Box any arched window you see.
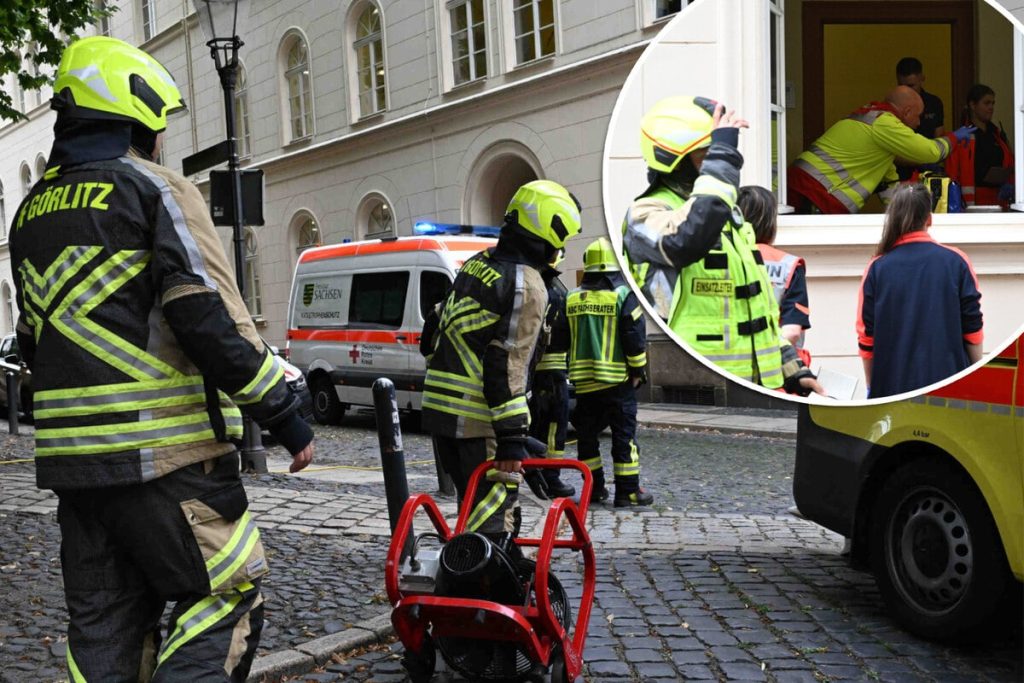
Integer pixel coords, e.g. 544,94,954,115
0,283,12,335
34,154,46,182
13,56,25,113
20,164,32,199
354,3,387,117
293,212,321,255
243,228,263,317
282,34,314,141
357,193,395,239
235,65,252,158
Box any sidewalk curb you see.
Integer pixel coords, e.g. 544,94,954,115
249,613,395,682
637,417,796,440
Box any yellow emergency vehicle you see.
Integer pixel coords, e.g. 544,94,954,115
793,332,1023,642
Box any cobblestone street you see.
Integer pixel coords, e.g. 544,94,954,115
0,414,1020,682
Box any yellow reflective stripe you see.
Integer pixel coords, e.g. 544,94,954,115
492,396,528,422
630,306,643,321
36,376,205,401
627,353,647,368
207,515,261,591
424,376,484,398
38,411,212,439
21,246,102,310
233,352,284,405
67,646,86,682
466,482,507,532
581,456,603,471
34,393,206,420
422,393,491,421
36,426,225,457
692,175,738,206
157,583,253,667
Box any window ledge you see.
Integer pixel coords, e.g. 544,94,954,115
251,316,268,328
282,135,313,150
353,110,387,126
512,53,557,73
443,76,487,97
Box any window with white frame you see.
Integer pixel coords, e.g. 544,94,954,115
97,0,111,36
243,227,263,317
449,0,487,86
354,3,387,117
512,0,555,65
642,0,692,25
34,155,46,182
294,212,321,255
141,0,157,41
284,35,314,141
20,164,32,198
769,0,786,200
235,65,252,158
359,193,395,239
0,181,6,240
26,47,39,109
13,56,25,113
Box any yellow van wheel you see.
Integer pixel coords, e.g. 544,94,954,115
868,459,1016,643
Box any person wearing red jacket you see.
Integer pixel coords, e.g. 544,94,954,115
945,83,1014,208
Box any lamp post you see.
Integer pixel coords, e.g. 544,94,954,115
193,0,267,473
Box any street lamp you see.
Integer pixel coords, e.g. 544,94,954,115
192,0,267,473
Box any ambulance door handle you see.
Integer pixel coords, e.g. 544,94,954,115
395,335,407,341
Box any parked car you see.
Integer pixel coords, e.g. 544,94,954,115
0,334,32,422
793,332,1023,642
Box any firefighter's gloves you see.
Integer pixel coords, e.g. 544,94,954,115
710,127,740,150
630,369,648,388
495,436,550,499
953,125,977,144
783,368,825,398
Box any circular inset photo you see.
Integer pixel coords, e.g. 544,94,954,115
602,0,1024,403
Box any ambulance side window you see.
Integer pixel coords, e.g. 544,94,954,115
419,271,452,319
349,271,410,328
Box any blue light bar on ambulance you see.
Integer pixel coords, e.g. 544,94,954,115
413,222,501,238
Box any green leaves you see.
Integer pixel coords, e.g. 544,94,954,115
0,0,117,122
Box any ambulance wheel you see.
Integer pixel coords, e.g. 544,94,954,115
868,459,1018,643
549,649,569,683
311,376,345,425
401,635,436,683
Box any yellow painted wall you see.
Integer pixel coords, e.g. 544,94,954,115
823,24,953,131
976,0,1015,141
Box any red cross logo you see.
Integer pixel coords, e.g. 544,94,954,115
349,346,360,363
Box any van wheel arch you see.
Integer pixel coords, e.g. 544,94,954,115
309,371,345,425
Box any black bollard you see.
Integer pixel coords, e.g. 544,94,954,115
5,370,18,436
431,435,456,496
373,378,412,557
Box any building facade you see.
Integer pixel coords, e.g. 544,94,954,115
2,0,1023,404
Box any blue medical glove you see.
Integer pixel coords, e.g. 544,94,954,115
953,125,977,144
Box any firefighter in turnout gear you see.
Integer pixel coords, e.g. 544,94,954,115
9,37,315,682
622,96,824,396
421,180,582,539
568,237,653,507
526,249,575,499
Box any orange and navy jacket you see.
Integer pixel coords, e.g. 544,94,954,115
944,123,1013,206
856,232,983,398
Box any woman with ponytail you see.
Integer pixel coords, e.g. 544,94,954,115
856,184,984,398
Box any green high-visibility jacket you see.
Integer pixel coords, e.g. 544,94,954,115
567,278,647,395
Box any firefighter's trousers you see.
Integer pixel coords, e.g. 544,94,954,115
58,451,266,682
434,436,520,537
573,381,641,493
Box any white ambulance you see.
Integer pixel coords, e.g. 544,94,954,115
285,226,497,424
